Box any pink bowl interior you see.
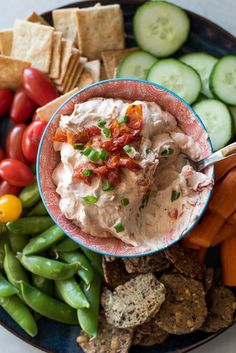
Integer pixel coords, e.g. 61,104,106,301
38,79,213,257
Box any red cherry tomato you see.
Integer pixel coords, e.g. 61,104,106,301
0,180,21,197
0,88,14,116
10,88,37,124
22,68,59,107
6,124,27,163
22,121,47,163
0,147,6,162
0,159,35,186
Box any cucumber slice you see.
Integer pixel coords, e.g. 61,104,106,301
210,56,236,105
116,50,157,79
147,59,201,105
134,1,190,57
180,53,218,98
193,99,233,151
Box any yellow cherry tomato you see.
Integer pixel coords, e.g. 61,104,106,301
0,194,22,222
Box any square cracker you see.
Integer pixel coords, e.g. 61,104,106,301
0,55,31,90
52,8,78,47
85,60,101,82
49,31,63,79
0,29,13,56
102,48,137,79
64,56,87,93
56,48,80,93
76,4,125,60
53,38,73,85
11,20,53,73
76,69,93,91
26,12,50,26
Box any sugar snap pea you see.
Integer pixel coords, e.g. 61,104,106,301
4,245,29,289
77,271,101,337
80,246,103,276
23,225,65,255
51,237,80,252
0,295,38,337
55,277,90,309
8,232,29,254
58,251,94,285
18,254,78,280
0,233,9,269
20,281,78,324
19,182,40,208
32,274,53,296
27,201,48,217
0,222,7,234
6,217,54,235
0,272,18,297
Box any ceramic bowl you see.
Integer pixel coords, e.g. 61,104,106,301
37,78,213,257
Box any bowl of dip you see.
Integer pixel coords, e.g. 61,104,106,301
37,79,213,257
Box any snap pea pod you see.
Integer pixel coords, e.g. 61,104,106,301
6,217,54,235
23,225,65,255
17,254,78,280
4,245,29,289
0,272,18,297
0,233,9,269
55,277,90,309
0,295,38,337
51,237,80,252
32,274,53,296
58,251,94,285
8,232,29,254
19,182,40,208
20,281,78,324
27,201,48,217
80,246,103,277
77,271,101,337
0,222,7,234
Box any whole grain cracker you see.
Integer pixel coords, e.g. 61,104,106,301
76,4,125,60
0,55,31,90
122,252,171,274
101,48,137,79
0,29,13,56
49,32,63,79
103,258,136,289
26,12,50,26
56,47,80,92
52,8,78,47
11,20,53,73
53,38,73,85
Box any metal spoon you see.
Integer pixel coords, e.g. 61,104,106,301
194,142,236,172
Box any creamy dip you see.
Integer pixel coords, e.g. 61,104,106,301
52,98,212,248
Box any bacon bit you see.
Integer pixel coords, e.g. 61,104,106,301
87,125,101,137
52,129,67,142
101,131,141,152
53,125,101,145
168,209,179,219
119,157,141,171
72,162,96,183
125,104,142,130
107,169,121,185
106,154,120,169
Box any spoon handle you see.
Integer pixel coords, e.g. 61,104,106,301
197,142,236,171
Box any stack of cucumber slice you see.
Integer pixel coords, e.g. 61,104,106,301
116,1,236,151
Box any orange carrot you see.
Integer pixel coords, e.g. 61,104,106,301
209,167,236,219
199,247,207,264
211,223,236,247
181,237,200,250
215,155,236,183
221,233,236,286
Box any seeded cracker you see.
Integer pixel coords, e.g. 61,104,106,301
204,267,214,293
101,48,137,79
0,29,13,56
11,20,53,73
122,251,171,274
53,39,73,85
132,317,169,346
52,8,78,47
26,12,50,26
0,55,31,90
76,4,125,60
102,258,136,289
49,32,63,80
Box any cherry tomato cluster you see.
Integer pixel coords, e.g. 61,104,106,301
0,68,59,221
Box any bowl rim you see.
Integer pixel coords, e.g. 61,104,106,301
36,78,214,258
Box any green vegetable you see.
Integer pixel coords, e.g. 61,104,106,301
27,201,48,217
161,148,174,156
121,198,129,206
82,169,92,176
3,245,29,289
20,281,78,324
114,223,125,233
18,254,78,281
88,150,100,163
8,232,29,254
0,295,38,337
23,225,65,255
123,144,132,153
0,272,18,297
73,143,84,150
0,222,7,235
103,127,111,138
32,274,53,296
0,233,9,270
19,182,40,208
55,277,90,309
83,195,97,204
58,251,94,285
118,115,129,124
80,246,103,277
99,149,109,160
102,182,113,191
51,237,80,253
6,217,54,235
171,190,181,202
81,146,93,156
97,119,106,128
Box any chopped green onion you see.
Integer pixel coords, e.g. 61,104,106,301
81,146,93,156
123,145,132,153
73,143,84,150
102,182,113,191
114,223,125,233
99,149,109,160
171,190,181,202
88,150,100,163
103,127,111,138
83,195,97,204
161,148,174,156
82,169,92,176
118,115,129,124
121,198,129,206
97,119,106,128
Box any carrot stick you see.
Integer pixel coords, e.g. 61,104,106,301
210,211,236,246
215,155,236,183
199,247,207,264
181,237,200,250
209,167,236,219
221,233,236,286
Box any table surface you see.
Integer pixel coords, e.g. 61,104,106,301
0,0,235,352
